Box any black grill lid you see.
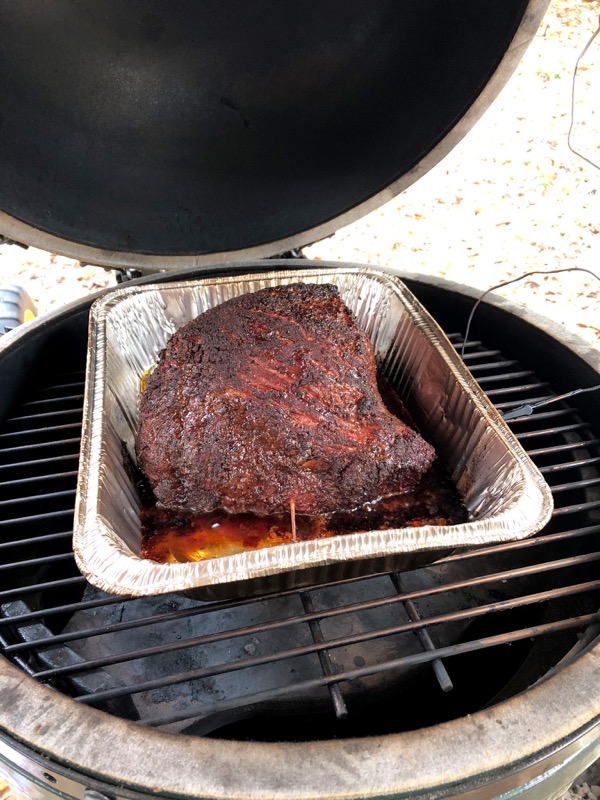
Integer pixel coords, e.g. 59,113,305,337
0,1,547,269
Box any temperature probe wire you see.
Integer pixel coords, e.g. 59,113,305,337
459,267,600,421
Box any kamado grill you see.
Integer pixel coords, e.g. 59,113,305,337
1,2,600,799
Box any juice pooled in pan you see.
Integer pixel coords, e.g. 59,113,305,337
140,464,467,564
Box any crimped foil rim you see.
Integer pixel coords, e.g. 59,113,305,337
74,267,553,597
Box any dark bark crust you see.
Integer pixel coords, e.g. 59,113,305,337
136,283,435,515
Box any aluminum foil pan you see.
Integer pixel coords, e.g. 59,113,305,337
74,266,553,599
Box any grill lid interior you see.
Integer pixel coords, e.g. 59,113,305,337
0,0,548,267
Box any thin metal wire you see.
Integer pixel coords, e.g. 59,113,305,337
503,386,600,421
461,267,600,361
567,13,600,171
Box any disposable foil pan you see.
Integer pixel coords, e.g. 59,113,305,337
74,266,553,599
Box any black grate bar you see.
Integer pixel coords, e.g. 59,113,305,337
441,524,600,563
0,424,82,442
0,488,75,510
515,423,588,440
508,409,576,424
2,522,599,633
528,440,600,458
0,576,85,601
0,530,73,551
553,500,600,516
391,573,453,693
0,568,405,635
2,330,598,730
20,395,84,409
300,591,348,719
455,349,502,361
0,509,73,529
0,594,129,628
35,380,85,395
0,471,78,491
495,396,554,411
3,409,83,425
41,368,85,379
551,477,600,494
11,542,600,653
141,611,600,730
74,588,600,707
3,588,423,656
0,571,394,629
0,552,74,573
470,371,534,385
447,334,481,347
29,553,600,679
466,360,520,373
485,383,549,398
0,438,81,456
9,540,600,651
0,453,79,473
540,457,600,475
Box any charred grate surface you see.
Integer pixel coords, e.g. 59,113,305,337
1,338,600,739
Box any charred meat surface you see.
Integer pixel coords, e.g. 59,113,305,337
135,283,436,516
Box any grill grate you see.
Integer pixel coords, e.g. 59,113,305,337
1,335,600,737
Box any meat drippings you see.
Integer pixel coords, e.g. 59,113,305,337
140,464,467,564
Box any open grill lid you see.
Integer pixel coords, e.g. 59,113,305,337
0,1,547,270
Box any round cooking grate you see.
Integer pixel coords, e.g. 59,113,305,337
1,286,599,740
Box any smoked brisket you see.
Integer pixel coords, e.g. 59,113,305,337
135,283,436,516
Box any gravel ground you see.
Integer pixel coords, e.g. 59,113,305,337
0,2,599,798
